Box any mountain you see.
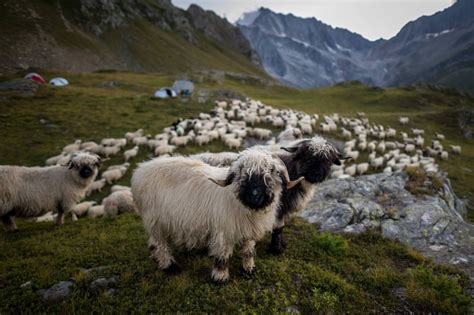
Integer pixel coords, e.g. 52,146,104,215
238,1,474,92
0,0,265,77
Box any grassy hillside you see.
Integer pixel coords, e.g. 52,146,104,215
0,71,472,313
0,0,268,78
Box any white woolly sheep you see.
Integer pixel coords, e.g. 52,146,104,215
101,166,127,184
88,205,104,218
449,145,461,155
0,152,101,231
86,178,106,196
124,146,139,161
356,163,369,175
70,201,96,221
252,128,272,140
103,190,136,217
132,148,303,283
154,144,176,156
63,140,82,153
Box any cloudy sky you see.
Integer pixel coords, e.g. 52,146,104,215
172,0,454,41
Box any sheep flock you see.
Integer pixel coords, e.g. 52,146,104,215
1,97,464,282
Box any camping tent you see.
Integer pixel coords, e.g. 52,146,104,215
49,77,69,87
24,73,46,84
172,80,194,96
154,88,177,99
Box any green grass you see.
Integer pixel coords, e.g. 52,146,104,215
0,71,473,313
0,216,471,314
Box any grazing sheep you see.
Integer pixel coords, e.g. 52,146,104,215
345,150,360,161
399,117,409,125
88,205,105,218
103,190,136,217
63,140,82,153
345,164,357,176
191,152,239,167
45,153,68,166
132,148,303,283
124,146,139,161
170,135,191,147
252,128,272,140
125,129,143,141
86,178,106,196
0,152,101,231
356,163,369,175
370,157,384,169
107,162,130,172
405,144,416,154
70,201,96,221
154,144,176,156
439,151,449,160
133,136,149,146
101,145,121,158
449,145,461,155
436,133,445,141
101,166,128,184
225,138,242,149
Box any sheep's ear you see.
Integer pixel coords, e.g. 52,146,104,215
208,172,235,187
281,146,298,153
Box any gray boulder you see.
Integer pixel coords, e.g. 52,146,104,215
300,172,474,281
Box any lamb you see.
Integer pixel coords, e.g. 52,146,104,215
124,146,139,161
103,190,136,217
133,136,149,146
70,201,96,221
86,178,107,196
154,144,176,156
63,140,82,153
345,150,360,161
132,148,303,283
356,163,369,175
225,138,242,149
341,128,352,140
370,157,385,169
0,152,101,231
439,151,449,160
399,117,409,125
170,135,191,147
449,145,461,155
101,166,128,184
125,129,143,141
436,133,445,141
345,164,357,176
252,128,272,140
88,205,105,218
101,145,121,157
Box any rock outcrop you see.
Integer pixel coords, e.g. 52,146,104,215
300,173,473,280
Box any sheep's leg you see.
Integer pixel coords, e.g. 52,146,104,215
269,218,286,255
1,213,18,232
56,205,65,225
240,240,256,275
149,235,180,273
210,239,233,283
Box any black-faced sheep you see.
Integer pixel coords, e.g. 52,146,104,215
192,136,342,255
131,148,303,283
0,152,101,231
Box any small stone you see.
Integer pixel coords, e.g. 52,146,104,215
38,280,75,302
90,276,119,290
20,281,33,289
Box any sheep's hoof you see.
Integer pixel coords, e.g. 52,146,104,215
211,277,229,285
268,244,285,255
163,262,182,275
240,266,256,278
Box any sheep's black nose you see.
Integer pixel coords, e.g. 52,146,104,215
79,166,93,178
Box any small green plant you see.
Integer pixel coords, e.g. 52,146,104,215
405,167,445,196
312,232,349,256
405,265,472,314
311,288,338,313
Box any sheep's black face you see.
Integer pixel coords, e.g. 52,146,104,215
301,157,332,183
238,174,274,211
79,165,93,178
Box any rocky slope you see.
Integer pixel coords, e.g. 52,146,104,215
300,172,473,283
0,0,263,76
238,0,474,92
